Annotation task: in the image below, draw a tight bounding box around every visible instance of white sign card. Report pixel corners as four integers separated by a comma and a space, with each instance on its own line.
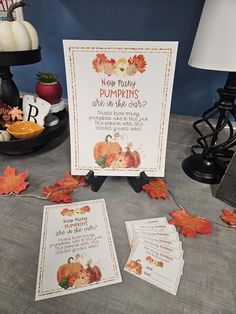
63, 40, 178, 177
35, 199, 122, 301
0, 0, 24, 21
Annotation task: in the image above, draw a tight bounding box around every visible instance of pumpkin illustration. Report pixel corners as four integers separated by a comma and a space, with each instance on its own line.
0, 1, 39, 52
93, 135, 122, 160
105, 153, 116, 167
73, 270, 90, 288
125, 259, 142, 275
124, 146, 141, 168
154, 261, 164, 268
57, 257, 84, 289
86, 264, 102, 283
68, 273, 78, 287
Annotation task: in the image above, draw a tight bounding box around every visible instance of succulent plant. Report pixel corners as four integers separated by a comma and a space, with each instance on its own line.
36, 72, 59, 83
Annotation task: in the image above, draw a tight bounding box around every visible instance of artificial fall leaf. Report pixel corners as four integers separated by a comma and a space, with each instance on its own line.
42, 185, 74, 203
41, 171, 87, 203
0, 165, 29, 195
169, 209, 212, 237
56, 171, 87, 189
220, 209, 236, 227
142, 178, 168, 199
9, 107, 23, 121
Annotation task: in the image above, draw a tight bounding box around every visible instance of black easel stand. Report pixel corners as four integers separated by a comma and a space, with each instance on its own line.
127, 171, 150, 193
85, 170, 107, 192
85, 170, 149, 193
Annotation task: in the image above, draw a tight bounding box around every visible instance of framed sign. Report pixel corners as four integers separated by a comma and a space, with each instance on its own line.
0, 0, 24, 21
63, 40, 178, 177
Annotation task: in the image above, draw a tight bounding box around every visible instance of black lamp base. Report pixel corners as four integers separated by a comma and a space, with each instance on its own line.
182, 72, 236, 184
182, 154, 227, 184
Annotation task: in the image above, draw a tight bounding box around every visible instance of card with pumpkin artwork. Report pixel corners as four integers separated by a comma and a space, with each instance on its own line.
35, 199, 122, 301
63, 40, 178, 177
124, 240, 184, 295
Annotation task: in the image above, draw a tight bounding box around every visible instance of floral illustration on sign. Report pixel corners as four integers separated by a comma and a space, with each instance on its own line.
93, 134, 141, 169
60, 206, 91, 217
125, 259, 142, 275
92, 53, 147, 77
146, 256, 164, 268
57, 256, 102, 290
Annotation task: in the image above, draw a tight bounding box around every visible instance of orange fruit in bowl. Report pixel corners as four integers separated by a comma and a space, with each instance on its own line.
7, 121, 45, 139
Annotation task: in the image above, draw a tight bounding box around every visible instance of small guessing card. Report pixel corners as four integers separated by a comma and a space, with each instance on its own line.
125, 217, 168, 246
137, 236, 182, 250
124, 216, 184, 295
138, 238, 183, 259
35, 199, 122, 301
134, 229, 180, 241
124, 241, 184, 295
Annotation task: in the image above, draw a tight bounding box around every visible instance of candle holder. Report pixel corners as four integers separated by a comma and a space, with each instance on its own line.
0, 48, 41, 106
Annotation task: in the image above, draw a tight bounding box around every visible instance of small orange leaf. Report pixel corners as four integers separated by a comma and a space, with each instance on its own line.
56, 171, 87, 189
42, 185, 74, 203
9, 107, 23, 121
169, 209, 212, 237
0, 165, 29, 195
41, 171, 87, 203
142, 178, 168, 199
220, 209, 236, 227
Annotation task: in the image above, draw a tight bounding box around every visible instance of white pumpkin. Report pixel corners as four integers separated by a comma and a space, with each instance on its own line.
0, 1, 39, 52
0, 130, 11, 141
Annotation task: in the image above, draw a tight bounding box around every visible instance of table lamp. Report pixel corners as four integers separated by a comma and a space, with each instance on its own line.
182, 0, 236, 184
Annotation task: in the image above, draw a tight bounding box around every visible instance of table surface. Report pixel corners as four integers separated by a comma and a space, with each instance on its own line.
0, 115, 235, 314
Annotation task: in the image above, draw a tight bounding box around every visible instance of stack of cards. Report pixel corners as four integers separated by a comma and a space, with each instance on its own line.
124, 217, 184, 295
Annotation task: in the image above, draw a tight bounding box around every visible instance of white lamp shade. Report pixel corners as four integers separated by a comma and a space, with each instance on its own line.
189, 0, 236, 72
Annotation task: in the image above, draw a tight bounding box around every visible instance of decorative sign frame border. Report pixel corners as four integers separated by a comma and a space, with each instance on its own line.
64, 40, 178, 177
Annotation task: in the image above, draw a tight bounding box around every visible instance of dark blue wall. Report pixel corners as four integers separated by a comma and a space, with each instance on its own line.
13, 0, 227, 116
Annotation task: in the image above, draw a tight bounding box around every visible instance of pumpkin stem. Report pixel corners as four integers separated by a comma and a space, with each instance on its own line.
67, 257, 74, 264
125, 142, 132, 151
7, 1, 26, 22
105, 135, 112, 142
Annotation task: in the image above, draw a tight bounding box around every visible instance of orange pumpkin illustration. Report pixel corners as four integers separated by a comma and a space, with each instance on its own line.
57, 257, 84, 289
86, 264, 102, 283
124, 144, 141, 168
93, 135, 122, 160
105, 153, 116, 167
154, 261, 164, 268
126, 259, 142, 275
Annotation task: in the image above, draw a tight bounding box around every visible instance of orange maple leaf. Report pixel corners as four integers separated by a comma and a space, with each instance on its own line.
142, 178, 168, 199
169, 209, 212, 237
220, 209, 236, 227
41, 171, 87, 203
42, 185, 74, 203
9, 107, 23, 121
56, 171, 87, 189
0, 165, 29, 195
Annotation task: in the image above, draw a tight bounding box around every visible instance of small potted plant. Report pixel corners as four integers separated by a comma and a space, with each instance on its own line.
36, 72, 62, 104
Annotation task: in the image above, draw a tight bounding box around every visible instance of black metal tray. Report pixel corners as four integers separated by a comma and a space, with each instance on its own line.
0, 110, 68, 155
